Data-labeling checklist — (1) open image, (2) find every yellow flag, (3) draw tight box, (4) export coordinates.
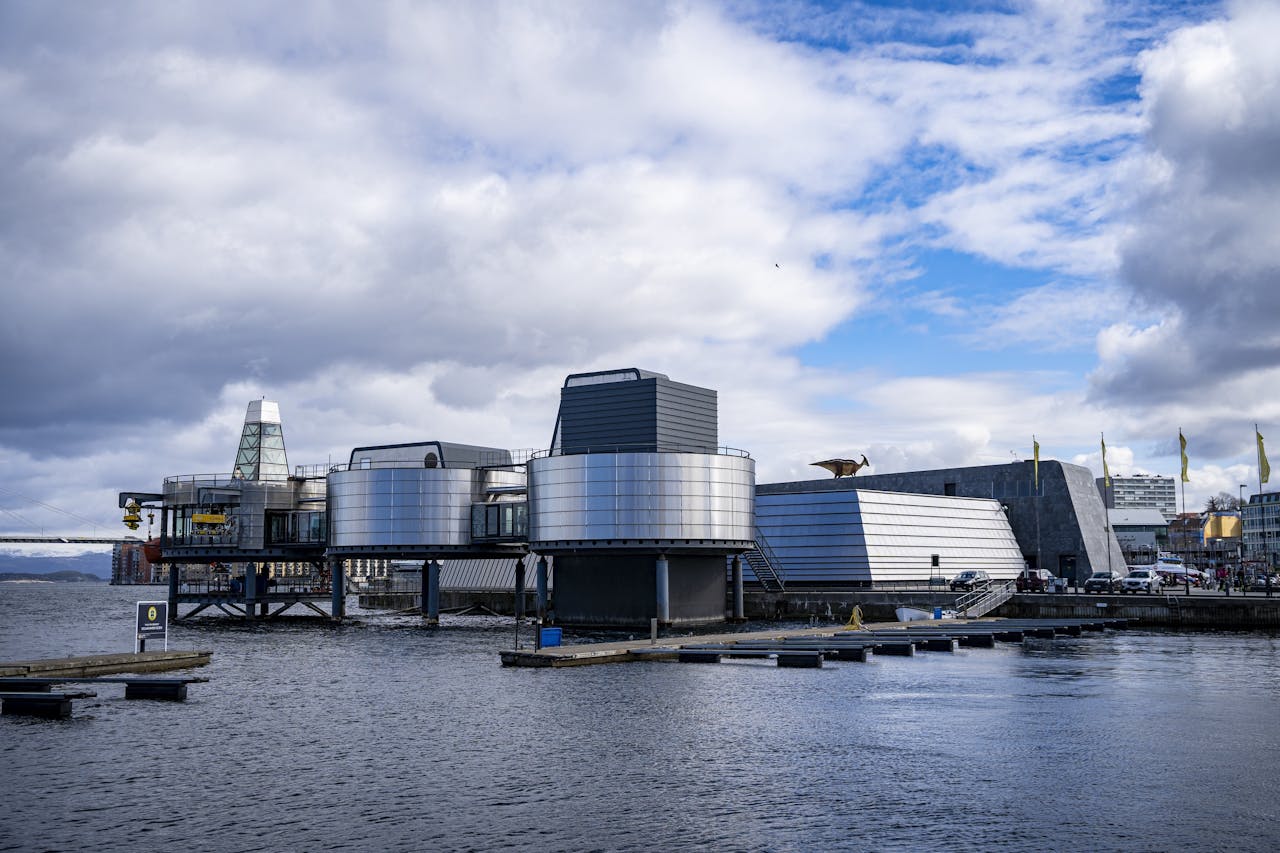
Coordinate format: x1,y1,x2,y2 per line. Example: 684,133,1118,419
1033,438,1040,490
1259,429,1270,485
1101,434,1110,487
1179,430,1189,483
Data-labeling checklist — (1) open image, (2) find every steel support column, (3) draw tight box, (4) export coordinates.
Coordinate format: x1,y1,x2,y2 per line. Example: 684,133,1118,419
330,558,345,620
655,554,670,625
731,554,744,621
513,558,525,649
420,559,429,618
536,556,548,624
244,562,257,620
426,560,440,626
167,560,179,623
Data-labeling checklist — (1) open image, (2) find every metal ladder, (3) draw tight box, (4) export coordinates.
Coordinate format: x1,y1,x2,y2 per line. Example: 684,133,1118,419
1165,593,1182,625
743,526,786,592
956,580,1015,618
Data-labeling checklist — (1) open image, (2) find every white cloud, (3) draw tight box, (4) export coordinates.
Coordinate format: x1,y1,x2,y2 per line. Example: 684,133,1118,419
4,0,1262,538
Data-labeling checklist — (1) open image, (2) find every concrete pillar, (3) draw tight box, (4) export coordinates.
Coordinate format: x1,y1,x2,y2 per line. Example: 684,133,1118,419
425,560,440,626
731,555,744,621
420,559,429,618
244,562,257,620
514,558,526,621
167,561,179,623
513,558,526,650
536,556,548,623
655,554,670,625
330,558,345,620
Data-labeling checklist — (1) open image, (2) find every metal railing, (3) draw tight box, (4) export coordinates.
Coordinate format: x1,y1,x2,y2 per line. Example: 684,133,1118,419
744,526,785,592
955,580,1015,618
531,443,751,459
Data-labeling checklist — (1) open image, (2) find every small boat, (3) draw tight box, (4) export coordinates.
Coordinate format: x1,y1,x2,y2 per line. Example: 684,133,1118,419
896,606,934,622
142,538,163,563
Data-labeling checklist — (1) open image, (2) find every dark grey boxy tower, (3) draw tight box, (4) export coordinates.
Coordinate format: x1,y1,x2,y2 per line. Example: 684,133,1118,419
553,368,718,454
528,369,755,628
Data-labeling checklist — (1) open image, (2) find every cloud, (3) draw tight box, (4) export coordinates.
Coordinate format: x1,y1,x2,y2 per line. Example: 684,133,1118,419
1100,0,1280,412
4,0,1253,536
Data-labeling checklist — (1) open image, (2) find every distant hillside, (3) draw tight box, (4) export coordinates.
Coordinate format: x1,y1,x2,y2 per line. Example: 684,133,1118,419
0,552,110,579
0,570,106,583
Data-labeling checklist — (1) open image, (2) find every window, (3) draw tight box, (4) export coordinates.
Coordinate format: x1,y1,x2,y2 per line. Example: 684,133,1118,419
944,483,957,496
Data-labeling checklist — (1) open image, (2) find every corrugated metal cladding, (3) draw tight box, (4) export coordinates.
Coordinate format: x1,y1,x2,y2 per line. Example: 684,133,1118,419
756,489,1025,584
558,377,717,453
437,557,551,591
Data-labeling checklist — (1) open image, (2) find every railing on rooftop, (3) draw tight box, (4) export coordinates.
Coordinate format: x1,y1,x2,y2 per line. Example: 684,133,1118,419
164,473,290,486
531,444,751,459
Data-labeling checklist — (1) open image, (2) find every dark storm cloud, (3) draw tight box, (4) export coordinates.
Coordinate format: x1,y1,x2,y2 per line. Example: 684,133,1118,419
1096,1,1280,407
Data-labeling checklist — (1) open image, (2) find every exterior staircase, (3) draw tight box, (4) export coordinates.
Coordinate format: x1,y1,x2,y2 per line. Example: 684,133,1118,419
743,526,786,592
956,580,1015,618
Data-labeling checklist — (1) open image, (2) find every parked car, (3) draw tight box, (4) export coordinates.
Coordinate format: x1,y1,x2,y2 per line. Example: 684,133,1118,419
1016,568,1055,592
1084,570,1125,593
950,570,991,592
1121,568,1163,594
1250,573,1279,592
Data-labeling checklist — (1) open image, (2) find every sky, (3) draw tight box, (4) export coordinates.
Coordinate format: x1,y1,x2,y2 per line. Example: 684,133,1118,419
3,0,1279,554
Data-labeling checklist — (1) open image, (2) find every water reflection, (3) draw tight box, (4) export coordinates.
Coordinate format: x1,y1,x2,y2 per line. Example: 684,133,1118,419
2,584,1278,852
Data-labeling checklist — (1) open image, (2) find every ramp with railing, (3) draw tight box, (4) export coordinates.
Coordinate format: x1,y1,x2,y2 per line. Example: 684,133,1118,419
955,580,1015,618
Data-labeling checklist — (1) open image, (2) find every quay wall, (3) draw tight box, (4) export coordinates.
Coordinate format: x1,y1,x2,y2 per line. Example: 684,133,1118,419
743,590,1280,629
359,588,1280,629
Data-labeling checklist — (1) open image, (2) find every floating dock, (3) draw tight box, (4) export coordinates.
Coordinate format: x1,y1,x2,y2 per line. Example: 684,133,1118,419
499,617,1131,668
0,650,212,678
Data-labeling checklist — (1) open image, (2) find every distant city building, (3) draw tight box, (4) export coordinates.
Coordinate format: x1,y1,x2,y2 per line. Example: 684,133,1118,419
1242,491,1280,568
111,540,154,584
1108,508,1169,562
1097,474,1177,521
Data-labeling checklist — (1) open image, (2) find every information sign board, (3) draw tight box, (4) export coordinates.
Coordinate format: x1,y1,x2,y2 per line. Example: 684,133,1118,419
136,601,168,652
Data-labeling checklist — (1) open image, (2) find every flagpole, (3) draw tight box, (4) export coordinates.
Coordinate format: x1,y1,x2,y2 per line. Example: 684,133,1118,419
1033,436,1041,578
1102,432,1112,579
1258,423,1264,496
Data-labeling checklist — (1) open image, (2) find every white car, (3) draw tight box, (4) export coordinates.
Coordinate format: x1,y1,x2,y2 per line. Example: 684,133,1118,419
1121,568,1163,594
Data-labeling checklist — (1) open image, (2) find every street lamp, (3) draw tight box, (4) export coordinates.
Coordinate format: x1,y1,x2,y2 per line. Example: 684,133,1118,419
1239,484,1248,593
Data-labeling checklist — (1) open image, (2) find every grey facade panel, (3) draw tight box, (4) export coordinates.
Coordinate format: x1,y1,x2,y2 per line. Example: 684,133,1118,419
755,489,1025,585
759,460,1123,584
558,376,717,453
553,553,725,627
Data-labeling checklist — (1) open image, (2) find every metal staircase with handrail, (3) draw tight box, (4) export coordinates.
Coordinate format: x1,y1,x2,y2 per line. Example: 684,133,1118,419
955,580,1015,618
742,526,785,592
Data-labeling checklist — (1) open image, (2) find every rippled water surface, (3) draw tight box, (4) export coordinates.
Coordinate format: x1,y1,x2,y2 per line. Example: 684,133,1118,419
2,583,1279,852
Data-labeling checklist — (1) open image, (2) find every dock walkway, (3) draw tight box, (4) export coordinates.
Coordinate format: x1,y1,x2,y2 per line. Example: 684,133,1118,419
0,650,212,678
499,617,1131,668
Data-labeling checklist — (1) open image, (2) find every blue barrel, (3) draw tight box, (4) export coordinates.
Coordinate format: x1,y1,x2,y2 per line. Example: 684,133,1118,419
933,607,943,619
540,627,562,647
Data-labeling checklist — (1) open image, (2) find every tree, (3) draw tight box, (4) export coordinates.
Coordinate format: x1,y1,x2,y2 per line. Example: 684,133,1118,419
1204,491,1241,512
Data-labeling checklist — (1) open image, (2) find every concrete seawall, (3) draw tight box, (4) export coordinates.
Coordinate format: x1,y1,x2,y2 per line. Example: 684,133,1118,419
744,590,1280,629
359,588,1280,629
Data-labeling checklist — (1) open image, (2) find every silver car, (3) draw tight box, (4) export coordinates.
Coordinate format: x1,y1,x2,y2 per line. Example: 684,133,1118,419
1121,569,1163,594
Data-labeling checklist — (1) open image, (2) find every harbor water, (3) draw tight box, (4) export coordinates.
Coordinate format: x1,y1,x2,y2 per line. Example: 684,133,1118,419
2,583,1278,852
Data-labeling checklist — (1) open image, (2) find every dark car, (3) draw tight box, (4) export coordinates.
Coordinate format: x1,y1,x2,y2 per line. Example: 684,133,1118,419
1084,570,1125,593
1016,568,1055,592
950,570,991,592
